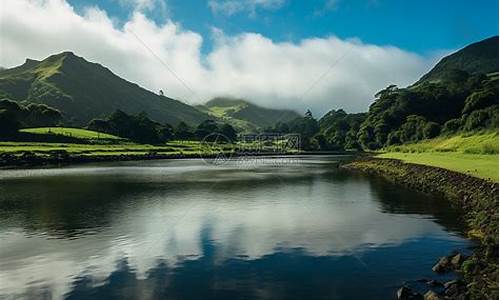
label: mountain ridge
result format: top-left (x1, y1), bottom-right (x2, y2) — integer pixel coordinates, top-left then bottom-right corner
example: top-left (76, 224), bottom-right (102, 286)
top-left (197, 97), bottom-right (301, 132)
top-left (416, 35), bottom-right (499, 84)
top-left (0, 52), bottom-right (211, 126)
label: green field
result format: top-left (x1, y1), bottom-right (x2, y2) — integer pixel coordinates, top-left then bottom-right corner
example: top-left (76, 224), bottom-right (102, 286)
top-left (379, 132), bottom-right (499, 182)
top-left (0, 127), bottom-right (297, 162)
top-left (377, 152), bottom-right (498, 182)
top-left (0, 140), bottom-right (236, 157)
top-left (20, 127), bottom-right (122, 140)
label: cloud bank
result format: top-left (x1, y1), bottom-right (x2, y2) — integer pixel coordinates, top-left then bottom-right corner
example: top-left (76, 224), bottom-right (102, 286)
top-left (0, 0), bottom-right (444, 116)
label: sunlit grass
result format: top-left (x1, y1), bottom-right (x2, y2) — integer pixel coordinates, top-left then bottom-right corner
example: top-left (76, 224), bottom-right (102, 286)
top-left (384, 131), bottom-right (498, 154)
top-left (378, 131), bottom-right (499, 182)
top-left (20, 127), bottom-right (122, 140)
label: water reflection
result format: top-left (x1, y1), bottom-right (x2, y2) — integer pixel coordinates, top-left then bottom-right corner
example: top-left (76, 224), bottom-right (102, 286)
top-left (0, 157), bottom-right (469, 299)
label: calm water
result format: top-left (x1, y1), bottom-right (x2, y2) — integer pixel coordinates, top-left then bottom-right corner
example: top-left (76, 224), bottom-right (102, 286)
top-left (0, 156), bottom-right (471, 300)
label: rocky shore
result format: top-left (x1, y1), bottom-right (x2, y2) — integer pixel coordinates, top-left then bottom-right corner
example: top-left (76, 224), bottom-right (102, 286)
top-left (342, 158), bottom-right (498, 300)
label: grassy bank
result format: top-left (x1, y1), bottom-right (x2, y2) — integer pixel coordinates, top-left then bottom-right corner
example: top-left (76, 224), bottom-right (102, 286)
top-left (342, 158), bottom-right (498, 299)
top-left (378, 132), bottom-right (499, 182)
top-left (0, 140), bottom-right (213, 156)
top-left (0, 139), bottom-right (239, 167)
top-left (377, 152), bottom-right (498, 182)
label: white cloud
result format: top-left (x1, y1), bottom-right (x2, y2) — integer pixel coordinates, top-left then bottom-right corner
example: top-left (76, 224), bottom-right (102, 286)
top-left (208, 0), bottom-right (286, 16)
top-left (0, 0), bottom-right (444, 117)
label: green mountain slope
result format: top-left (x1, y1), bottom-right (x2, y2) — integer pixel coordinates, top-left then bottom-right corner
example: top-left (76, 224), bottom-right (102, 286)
top-left (318, 36), bottom-right (499, 151)
top-left (357, 35), bottom-right (499, 149)
top-left (197, 97), bottom-right (301, 132)
top-left (416, 36), bottom-right (499, 84)
top-left (0, 52), bottom-right (210, 126)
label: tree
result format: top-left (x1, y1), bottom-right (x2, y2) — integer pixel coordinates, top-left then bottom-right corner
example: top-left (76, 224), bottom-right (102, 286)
top-left (305, 109), bottom-right (313, 118)
top-left (158, 123), bottom-right (174, 141)
top-left (399, 115), bottom-right (427, 143)
top-left (174, 122), bottom-right (193, 140)
top-left (423, 122), bottom-right (441, 139)
top-left (195, 120), bottom-right (219, 141)
top-left (463, 107), bottom-right (498, 131)
top-left (88, 119), bottom-right (111, 133)
top-left (24, 103), bottom-right (62, 127)
top-left (86, 110), bottom-right (163, 143)
top-left (220, 123), bottom-right (237, 142)
top-left (314, 134), bottom-right (329, 150)
top-left (442, 119), bottom-right (461, 134)
top-left (0, 109), bottom-right (20, 137)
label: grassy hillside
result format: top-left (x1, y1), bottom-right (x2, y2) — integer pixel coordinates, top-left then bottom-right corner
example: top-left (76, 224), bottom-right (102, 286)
top-left (198, 97), bottom-right (301, 132)
top-left (316, 36), bottom-right (498, 152)
top-left (20, 127), bottom-right (122, 140)
top-left (378, 131), bottom-right (499, 181)
top-left (0, 52), bottom-right (210, 126)
top-left (384, 131), bottom-right (498, 154)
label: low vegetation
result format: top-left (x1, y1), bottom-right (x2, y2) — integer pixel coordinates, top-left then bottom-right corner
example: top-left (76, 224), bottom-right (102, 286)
top-left (383, 131), bottom-right (498, 154)
top-left (20, 127), bottom-right (122, 140)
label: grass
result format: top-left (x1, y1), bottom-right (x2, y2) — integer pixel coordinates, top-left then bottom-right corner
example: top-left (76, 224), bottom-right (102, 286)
top-left (378, 131), bottom-right (499, 182)
top-left (20, 127), bottom-right (122, 140)
top-left (0, 139), bottom-right (238, 159)
top-left (384, 131), bottom-right (498, 154)
top-left (377, 152), bottom-right (498, 182)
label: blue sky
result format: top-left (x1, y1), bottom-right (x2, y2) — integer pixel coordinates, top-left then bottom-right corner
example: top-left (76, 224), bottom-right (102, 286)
top-left (69, 0), bottom-right (499, 54)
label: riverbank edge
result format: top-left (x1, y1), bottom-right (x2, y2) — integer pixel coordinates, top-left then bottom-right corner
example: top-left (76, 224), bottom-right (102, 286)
top-left (0, 150), bottom-right (355, 169)
top-left (341, 157), bottom-right (498, 299)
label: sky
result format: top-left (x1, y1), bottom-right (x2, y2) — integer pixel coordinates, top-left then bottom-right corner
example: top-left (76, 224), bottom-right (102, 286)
top-left (0, 0), bottom-right (498, 116)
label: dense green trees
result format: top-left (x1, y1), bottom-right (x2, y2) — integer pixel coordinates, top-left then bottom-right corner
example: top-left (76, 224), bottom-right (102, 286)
top-left (88, 110), bottom-right (166, 143)
top-left (220, 123), bottom-right (238, 142)
top-left (351, 72), bottom-right (498, 150)
top-left (174, 122), bottom-right (194, 140)
top-left (0, 109), bottom-right (20, 135)
top-left (88, 110), bottom-right (238, 144)
top-left (318, 109), bottom-right (366, 150)
top-left (0, 99), bottom-right (62, 137)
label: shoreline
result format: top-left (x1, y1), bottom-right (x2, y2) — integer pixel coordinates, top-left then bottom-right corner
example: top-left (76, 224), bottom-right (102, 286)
top-left (341, 157), bottom-right (498, 299)
top-left (0, 150), bottom-right (356, 169)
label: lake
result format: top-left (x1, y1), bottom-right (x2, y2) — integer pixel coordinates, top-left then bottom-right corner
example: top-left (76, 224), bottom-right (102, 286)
top-left (0, 156), bottom-right (471, 299)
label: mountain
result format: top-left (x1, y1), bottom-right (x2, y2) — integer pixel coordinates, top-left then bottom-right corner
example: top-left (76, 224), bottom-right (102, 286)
top-left (318, 36), bottom-right (499, 151)
top-left (0, 52), bottom-right (210, 126)
top-left (416, 36), bottom-right (499, 84)
top-left (197, 97), bottom-right (301, 132)
top-left (355, 36), bottom-right (499, 149)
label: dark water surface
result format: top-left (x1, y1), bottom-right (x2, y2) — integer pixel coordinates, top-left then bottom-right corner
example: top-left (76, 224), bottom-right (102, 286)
top-left (0, 156), bottom-right (471, 299)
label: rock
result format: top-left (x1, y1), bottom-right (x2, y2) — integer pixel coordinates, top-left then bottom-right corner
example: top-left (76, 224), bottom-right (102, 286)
top-left (450, 253), bottom-right (466, 269)
top-left (423, 290), bottom-right (443, 300)
top-left (432, 256), bottom-right (451, 273)
top-left (444, 280), bottom-right (466, 298)
top-left (397, 286), bottom-right (424, 300)
top-left (426, 280), bottom-right (443, 287)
